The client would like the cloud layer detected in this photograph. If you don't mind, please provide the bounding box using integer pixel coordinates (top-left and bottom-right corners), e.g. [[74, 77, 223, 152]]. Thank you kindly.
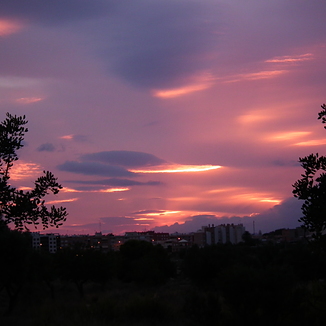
[[1, 0, 325, 234]]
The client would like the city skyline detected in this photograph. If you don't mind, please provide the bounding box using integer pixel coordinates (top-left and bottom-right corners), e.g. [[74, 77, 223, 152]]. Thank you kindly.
[[1, 0, 326, 234]]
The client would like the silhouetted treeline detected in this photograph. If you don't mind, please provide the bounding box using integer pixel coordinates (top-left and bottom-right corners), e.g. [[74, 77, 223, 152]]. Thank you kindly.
[[1, 225, 326, 326]]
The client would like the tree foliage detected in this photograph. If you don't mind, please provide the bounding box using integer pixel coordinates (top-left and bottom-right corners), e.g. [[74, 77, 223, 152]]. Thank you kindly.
[[318, 103, 326, 127], [0, 113, 67, 230], [293, 104, 326, 243], [118, 240, 175, 284]]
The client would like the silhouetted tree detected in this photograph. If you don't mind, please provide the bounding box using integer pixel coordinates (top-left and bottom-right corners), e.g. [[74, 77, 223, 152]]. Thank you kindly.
[[0, 222, 33, 315], [118, 240, 175, 284], [29, 249, 58, 299], [293, 104, 326, 246], [0, 113, 67, 230], [182, 244, 237, 284], [241, 231, 258, 246], [318, 103, 326, 127], [56, 248, 113, 297]]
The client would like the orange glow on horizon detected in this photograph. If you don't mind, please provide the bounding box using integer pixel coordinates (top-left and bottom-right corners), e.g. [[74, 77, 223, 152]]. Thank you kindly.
[[260, 199, 281, 203], [130, 164, 222, 173]]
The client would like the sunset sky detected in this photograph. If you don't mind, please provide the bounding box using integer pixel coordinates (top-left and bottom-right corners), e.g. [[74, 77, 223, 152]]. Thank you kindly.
[[1, 0, 326, 235]]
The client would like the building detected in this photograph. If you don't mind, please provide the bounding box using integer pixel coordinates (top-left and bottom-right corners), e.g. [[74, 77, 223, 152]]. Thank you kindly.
[[32, 233, 60, 253], [194, 223, 246, 246], [60, 232, 113, 252]]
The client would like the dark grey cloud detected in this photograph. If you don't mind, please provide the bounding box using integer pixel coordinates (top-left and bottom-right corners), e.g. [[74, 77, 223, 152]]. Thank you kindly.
[[103, 0, 326, 89], [256, 197, 302, 232], [153, 215, 240, 234], [37, 142, 55, 152], [105, 1, 221, 88], [271, 160, 299, 167], [99, 216, 139, 227], [62, 216, 140, 234], [153, 198, 302, 234], [57, 161, 135, 177], [69, 178, 162, 187], [71, 134, 88, 142], [0, 0, 110, 25], [81, 151, 166, 167], [58, 150, 166, 181]]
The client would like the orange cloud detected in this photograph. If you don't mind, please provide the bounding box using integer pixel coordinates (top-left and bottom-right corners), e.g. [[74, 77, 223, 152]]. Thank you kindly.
[[153, 83, 211, 98], [238, 111, 275, 124], [265, 53, 313, 63], [60, 135, 74, 140], [225, 70, 287, 83], [294, 139, 326, 146], [62, 187, 130, 193], [208, 187, 244, 194], [16, 97, 43, 104], [99, 188, 130, 193], [152, 72, 215, 98], [138, 211, 181, 217], [17, 186, 33, 191], [169, 196, 199, 202], [46, 198, 79, 205], [231, 192, 282, 205], [268, 131, 311, 141], [0, 19, 25, 36], [130, 209, 190, 227], [130, 164, 222, 174], [10, 162, 43, 180]]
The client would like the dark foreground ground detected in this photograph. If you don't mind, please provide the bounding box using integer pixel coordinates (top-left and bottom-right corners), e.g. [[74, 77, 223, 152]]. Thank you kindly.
[[1, 238, 326, 326]]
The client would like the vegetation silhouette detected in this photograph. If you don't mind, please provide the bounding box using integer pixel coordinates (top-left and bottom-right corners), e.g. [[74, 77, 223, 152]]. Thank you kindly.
[[1, 238, 326, 325], [0, 113, 67, 230], [117, 240, 175, 285], [0, 222, 32, 316], [0, 112, 67, 315], [293, 104, 326, 247]]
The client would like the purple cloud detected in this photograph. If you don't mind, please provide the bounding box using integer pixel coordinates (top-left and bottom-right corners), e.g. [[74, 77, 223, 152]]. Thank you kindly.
[[0, 0, 109, 25], [153, 198, 302, 234], [70, 178, 162, 187], [37, 142, 55, 152], [57, 161, 135, 177], [81, 151, 166, 167]]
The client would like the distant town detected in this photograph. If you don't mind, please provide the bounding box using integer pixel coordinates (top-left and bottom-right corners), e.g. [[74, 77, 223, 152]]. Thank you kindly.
[[31, 223, 307, 254]]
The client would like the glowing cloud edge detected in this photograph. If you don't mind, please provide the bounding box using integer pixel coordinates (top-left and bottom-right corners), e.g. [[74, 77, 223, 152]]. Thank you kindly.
[[130, 164, 222, 173]]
